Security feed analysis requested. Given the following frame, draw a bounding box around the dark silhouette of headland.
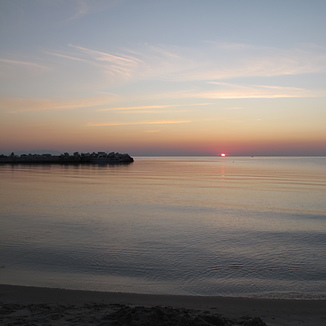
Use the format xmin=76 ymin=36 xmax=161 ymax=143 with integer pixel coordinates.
xmin=0 ymin=151 xmax=134 ymax=164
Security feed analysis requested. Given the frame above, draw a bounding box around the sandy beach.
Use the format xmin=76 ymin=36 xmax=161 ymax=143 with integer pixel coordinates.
xmin=0 ymin=284 xmax=325 ymax=325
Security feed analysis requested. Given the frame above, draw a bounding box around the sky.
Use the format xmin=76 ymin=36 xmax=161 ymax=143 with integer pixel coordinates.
xmin=1 ymin=0 xmax=326 ymax=156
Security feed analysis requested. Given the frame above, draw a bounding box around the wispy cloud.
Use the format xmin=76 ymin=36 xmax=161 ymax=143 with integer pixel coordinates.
xmin=44 ymin=51 xmax=88 ymax=62
xmin=85 ymin=120 xmax=191 ymax=127
xmin=45 ymin=44 xmax=142 ymax=82
xmin=223 ymin=106 xmax=244 ymax=110
xmin=45 ymin=43 xmax=187 ymax=82
xmin=1 ymin=95 xmax=119 ymax=112
xmin=189 ymin=82 xmax=324 ymax=99
xmin=178 ymin=42 xmax=326 ymax=81
xmin=47 ymin=42 xmax=326 ymax=86
xmin=97 ymin=105 xmax=173 ymax=112
xmin=0 ymin=58 xmax=49 ymax=71
xmin=67 ymin=44 xmax=142 ymax=79
xmin=70 ymin=44 xmax=139 ymax=64
xmin=97 ymin=103 xmax=212 ymax=112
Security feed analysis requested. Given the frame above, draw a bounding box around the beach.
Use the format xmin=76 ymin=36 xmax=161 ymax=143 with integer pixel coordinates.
xmin=0 ymin=284 xmax=325 ymax=325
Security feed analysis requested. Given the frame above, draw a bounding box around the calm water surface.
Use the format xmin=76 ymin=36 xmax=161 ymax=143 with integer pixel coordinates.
xmin=1 ymin=156 xmax=326 ymax=299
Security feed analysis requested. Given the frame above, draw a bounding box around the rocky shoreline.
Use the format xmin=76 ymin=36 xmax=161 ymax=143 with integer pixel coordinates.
xmin=0 ymin=151 xmax=134 ymax=164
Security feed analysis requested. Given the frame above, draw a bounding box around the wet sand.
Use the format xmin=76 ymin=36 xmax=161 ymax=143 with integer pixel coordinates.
xmin=0 ymin=284 xmax=325 ymax=325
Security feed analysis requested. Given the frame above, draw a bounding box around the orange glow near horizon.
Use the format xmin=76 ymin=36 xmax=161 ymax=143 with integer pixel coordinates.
xmin=221 ymin=153 xmax=226 ymax=157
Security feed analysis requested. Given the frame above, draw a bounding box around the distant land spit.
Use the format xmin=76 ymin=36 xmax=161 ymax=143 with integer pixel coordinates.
xmin=0 ymin=151 xmax=134 ymax=164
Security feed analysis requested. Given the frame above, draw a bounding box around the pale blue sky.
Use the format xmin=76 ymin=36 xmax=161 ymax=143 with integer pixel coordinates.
xmin=1 ymin=0 xmax=326 ymax=155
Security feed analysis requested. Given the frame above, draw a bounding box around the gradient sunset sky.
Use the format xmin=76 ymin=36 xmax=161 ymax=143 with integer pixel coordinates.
xmin=1 ymin=0 xmax=325 ymax=156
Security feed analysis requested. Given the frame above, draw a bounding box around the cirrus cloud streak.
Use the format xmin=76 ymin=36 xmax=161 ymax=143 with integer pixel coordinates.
xmin=45 ymin=42 xmax=326 ymax=84
xmin=85 ymin=120 xmax=192 ymax=127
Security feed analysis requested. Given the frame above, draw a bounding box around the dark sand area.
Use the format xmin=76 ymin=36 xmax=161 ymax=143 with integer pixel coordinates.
xmin=0 ymin=284 xmax=325 ymax=325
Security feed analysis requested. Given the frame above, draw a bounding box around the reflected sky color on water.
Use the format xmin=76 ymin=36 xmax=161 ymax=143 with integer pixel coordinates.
xmin=1 ymin=157 xmax=325 ymax=299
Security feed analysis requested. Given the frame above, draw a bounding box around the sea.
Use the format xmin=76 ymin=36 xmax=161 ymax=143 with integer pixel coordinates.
xmin=1 ymin=156 xmax=326 ymax=299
